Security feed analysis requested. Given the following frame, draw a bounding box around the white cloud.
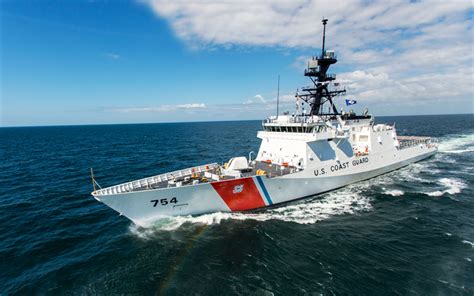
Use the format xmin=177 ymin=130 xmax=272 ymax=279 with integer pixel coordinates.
xmin=244 ymin=94 xmax=267 ymax=104
xmin=176 ymin=103 xmax=206 ymax=109
xmin=279 ymin=93 xmax=297 ymax=103
xmin=144 ymin=0 xmax=473 ymax=114
xmin=104 ymin=52 xmax=121 ymax=60
xmin=254 ymin=94 xmax=266 ymax=103
xmin=146 ymin=1 xmax=471 ymax=48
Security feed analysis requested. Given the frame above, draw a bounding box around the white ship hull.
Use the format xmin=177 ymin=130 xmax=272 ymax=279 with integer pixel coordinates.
xmin=93 ymin=145 xmax=436 ymax=227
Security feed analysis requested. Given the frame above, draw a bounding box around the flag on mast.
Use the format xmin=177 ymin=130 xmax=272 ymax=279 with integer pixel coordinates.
xmin=345 ymin=99 xmax=357 ymax=106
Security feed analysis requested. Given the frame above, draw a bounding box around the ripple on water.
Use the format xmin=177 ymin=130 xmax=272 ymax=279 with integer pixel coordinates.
xmin=1 ymin=118 xmax=473 ymax=295
xmin=424 ymin=178 xmax=467 ymax=197
xmin=383 ymin=189 xmax=405 ymax=197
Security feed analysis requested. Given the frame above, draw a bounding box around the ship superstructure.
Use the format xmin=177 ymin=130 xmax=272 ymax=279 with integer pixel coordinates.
xmin=91 ymin=20 xmax=437 ymax=226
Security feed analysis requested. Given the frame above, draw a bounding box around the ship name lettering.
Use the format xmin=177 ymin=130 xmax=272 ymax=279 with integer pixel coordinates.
xmin=330 ymin=162 xmax=349 ymax=172
xmin=313 ymin=168 xmax=326 ymax=176
xmin=352 ymin=157 xmax=369 ymax=166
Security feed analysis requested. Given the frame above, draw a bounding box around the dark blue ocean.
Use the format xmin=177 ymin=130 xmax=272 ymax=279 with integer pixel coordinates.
xmin=1 ymin=114 xmax=473 ymax=295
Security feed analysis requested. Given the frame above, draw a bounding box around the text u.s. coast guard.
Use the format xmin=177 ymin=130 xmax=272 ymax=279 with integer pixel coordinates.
xmin=314 ymin=157 xmax=369 ymax=176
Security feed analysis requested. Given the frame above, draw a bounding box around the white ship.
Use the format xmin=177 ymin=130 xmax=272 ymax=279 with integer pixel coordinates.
xmin=91 ymin=19 xmax=437 ymax=226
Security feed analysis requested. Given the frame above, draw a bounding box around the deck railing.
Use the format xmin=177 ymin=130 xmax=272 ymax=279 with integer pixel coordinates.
xmin=397 ymin=136 xmax=437 ymax=150
xmin=263 ymin=116 xmax=326 ymax=124
xmin=93 ymin=163 xmax=219 ymax=196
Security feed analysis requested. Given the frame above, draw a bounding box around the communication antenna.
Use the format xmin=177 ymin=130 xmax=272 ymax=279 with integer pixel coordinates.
xmin=276 ymin=75 xmax=280 ymax=119
xmin=322 ymin=18 xmax=328 ymax=57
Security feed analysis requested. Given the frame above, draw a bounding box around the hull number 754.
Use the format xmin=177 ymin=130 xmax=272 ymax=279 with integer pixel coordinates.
xmin=151 ymin=197 xmax=178 ymax=207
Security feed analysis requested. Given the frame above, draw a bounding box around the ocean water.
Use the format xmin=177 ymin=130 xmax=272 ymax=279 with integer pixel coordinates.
xmin=1 ymin=114 xmax=473 ymax=295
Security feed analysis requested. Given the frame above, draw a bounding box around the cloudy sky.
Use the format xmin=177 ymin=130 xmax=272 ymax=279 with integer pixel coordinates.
xmin=1 ymin=0 xmax=473 ymax=126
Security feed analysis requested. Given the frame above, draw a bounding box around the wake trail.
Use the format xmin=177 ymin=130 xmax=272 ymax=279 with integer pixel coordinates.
xmin=131 ymin=182 xmax=374 ymax=234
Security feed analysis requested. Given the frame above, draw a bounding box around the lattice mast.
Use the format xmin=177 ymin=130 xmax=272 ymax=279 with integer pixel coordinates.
xmin=298 ymin=19 xmax=345 ymax=116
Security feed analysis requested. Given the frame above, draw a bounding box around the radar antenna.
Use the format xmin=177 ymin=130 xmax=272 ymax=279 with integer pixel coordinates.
xmin=298 ymin=19 xmax=346 ymax=117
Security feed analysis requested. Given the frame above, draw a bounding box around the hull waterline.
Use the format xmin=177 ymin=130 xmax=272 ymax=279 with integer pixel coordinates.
xmin=94 ymin=149 xmax=436 ymax=226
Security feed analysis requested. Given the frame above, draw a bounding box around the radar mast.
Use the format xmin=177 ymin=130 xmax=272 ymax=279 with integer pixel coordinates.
xmin=297 ymin=19 xmax=345 ymax=117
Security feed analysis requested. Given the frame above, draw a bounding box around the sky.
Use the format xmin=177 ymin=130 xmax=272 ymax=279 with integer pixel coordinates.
xmin=1 ymin=0 xmax=473 ymax=126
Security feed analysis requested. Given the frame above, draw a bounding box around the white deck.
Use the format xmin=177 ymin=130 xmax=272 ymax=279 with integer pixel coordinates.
xmin=93 ymin=161 xmax=299 ymax=196
xmin=93 ymin=163 xmax=219 ymax=196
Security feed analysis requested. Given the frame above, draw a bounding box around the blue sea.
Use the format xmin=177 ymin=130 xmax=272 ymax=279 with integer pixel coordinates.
xmin=1 ymin=114 xmax=473 ymax=295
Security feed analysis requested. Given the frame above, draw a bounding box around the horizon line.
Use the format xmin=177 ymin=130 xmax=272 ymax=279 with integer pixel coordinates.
xmin=1 ymin=112 xmax=473 ymax=128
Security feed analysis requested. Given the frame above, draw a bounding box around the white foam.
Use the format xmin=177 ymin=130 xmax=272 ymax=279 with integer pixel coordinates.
xmin=445 ymin=232 xmax=452 ymax=236
xmin=370 ymin=173 xmax=396 ymax=186
xmin=130 ymin=184 xmax=373 ymax=234
xmin=129 ymin=224 xmax=160 ymax=239
xmin=383 ymin=189 xmax=404 ymax=196
xmin=442 ymin=149 xmax=474 ymax=154
xmin=462 ymin=240 xmax=474 ymax=248
xmin=255 ymin=190 xmax=372 ymax=224
xmin=426 ymin=191 xmax=444 ymax=197
xmin=427 ymin=168 xmax=441 ymax=174
xmin=438 ymin=133 xmax=474 ymax=154
xmin=425 ymin=178 xmax=467 ymax=197
xmin=397 ymin=166 xmax=429 ymax=183
xmin=438 ymin=155 xmax=457 ymax=164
